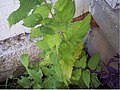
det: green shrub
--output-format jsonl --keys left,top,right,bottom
{"left": 8, "top": 0, "right": 101, "bottom": 89}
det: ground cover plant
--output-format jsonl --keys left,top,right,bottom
{"left": 98, "top": 54, "right": 119, "bottom": 88}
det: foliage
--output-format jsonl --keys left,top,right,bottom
{"left": 98, "top": 54, "right": 119, "bottom": 88}
{"left": 8, "top": 0, "right": 101, "bottom": 89}
{"left": 88, "top": 53, "right": 100, "bottom": 70}
{"left": 8, "top": 0, "right": 42, "bottom": 27}
{"left": 70, "top": 52, "right": 101, "bottom": 88}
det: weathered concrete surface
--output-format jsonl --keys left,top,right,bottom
{"left": 91, "top": 0, "right": 119, "bottom": 53}
{"left": 84, "top": 28, "right": 117, "bottom": 69}
{"left": 105, "top": 0, "right": 120, "bottom": 9}
{"left": 0, "top": 34, "right": 41, "bottom": 82}
{"left": 84, "top": 0, "right": 119, "bottom": 69}
{"left": 74, "top": 0, "right": 91, "bottom": 17}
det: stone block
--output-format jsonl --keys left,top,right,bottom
{"left": 0, "top": 34, "right": 41, "bottom": 82}
{"left": 91, "top": 0, "right": 119, "bottom": 53}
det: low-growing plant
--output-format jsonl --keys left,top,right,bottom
{"left": 98, "top": 54, "right": 119, "bottom": 88}
{"left": 8, "top": 0, "right": 102, "bottom": 89}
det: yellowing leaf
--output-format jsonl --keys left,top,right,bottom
{"left": 60, "top": 60, "right": 73, "bottom": 79}
{"left": 46, "top": 36, "right": 55, "bottom": 49}
{"left": 73, "top": 43, "right": 83, "bottom": 60}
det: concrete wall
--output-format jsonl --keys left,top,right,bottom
{"left": 91, "top": 0, "right": 119, "bottom": 53}
{"left": 85, "top": 0, "right": 119, "bottom": 70}
{"left": 105, "top": 0, "right": 120, "bottom": 9}
{"left": 0, "top": 0, "right": 30, "bottom": 41}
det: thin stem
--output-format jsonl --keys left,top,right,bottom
{"left": 61, "top": 33, "right": 71, "bottom": 45}
{"left": 5, "top": 78, "right": 8, "bottom": 88}
{"left": 42, "top": 0, "right": 55, "bottom": 19}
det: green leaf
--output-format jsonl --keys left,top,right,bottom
{"left": 33, "top": 84, "right": 41, "bottom": 89}
{"left": 50, "top": 52, "right": 62, "bottom": 81}
{"left": 23, "top": 13, "right": 43, "bottom": 27}
{"left": 60, "top": 60, "right": 73, "bottom": 79}
{"left": 88, "top": 53, "right": 100, "bottom": 70}
{"left": 72, "top": 68, "right": 82, "bottom": 81}
{"left": 43, "top": 18, "right": 67, "bottom": 32}
{"left": 30, "top": 27, "right": 43, "bottom": 38}
{"left": 55, "top": 0, "right": 75, "bottom": 23}
{"left": 75, "top": 55, "right": 87, "bottom": 69}
{"left": 30, "top": 63, "right": 39, "bottom": 70}
{"left": 55, "top": 22, "right": 67, "bottom": 32}
{"left": 36, "top": 39, "right": 50, "bottom": 50}
{"left": 41, "top": 66, "right": 52, "bottom": 76}
{"left": 78, "top": 77, "right": 88, "bottom": 88}
{"left": 33, "top": 4, "right": 52, "bottom": 18}
{"left": 54, "top": 34, "right": 62, "bottom": 54}
{"left": 42, "top": 18, "right": 57, "bottom": 30}
{"left": 8, "top": 0, "right": 42, "bottom": 26}
{"left": 40, "top": 26, "right": 55, "bottom": 35}
{"left": 54, "top": 0, "right": 68, "bottom": 11}
{"left": 20, "top": 54, "right": 29, "bottom": 68}
{"left": 43, "top": 77, "right": 56, "bottom": 89}
{"left": 82, "top": 69, "right": 90, "bottom": 88}
{"left": 17, "top": 76, "right": 31, "bottom": 88}
{"left": 40, "top": 59, "right": 52, "bottom": 66}
{"left": 29, "top": 69, "right": 43, "bottom": 83}
{"left": 67, "top": 14, "right": 91, "bottom": 42}
{"left": 76, "top": 14, "right": 91, "bottom": 39}
{"left": 96, "top": 66, "right": 102, "bottom": 72}
{"left": 43, "top": 35, "right": 55, "bottom": 49}
{"left": 59, "top": 41, "right": 74, "bottom": 65}
{"left": 91, "top": 73, "right": 101, "bottom": 88}
{"left": 8, "top": 0, "right": 92, "bottom": 89}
